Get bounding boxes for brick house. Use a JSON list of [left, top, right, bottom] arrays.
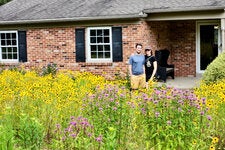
[[0, 0, 225, 79]]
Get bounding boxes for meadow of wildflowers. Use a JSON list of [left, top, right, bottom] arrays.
[[0, 69, 224, 149]]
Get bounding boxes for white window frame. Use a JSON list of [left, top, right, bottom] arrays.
[[86, 27, 112, 63], [0, 31, 19, 62]]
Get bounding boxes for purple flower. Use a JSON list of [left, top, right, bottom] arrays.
[[95, 135, 103, 142], [70, 121, 77, 126], [120, 93, 125, 98], [167, 120, 172, 125], [200, 111, 204, 116], [62, 136, 66, 141], [70, 134, 76, 138], [155, 112, 160, 118], [56, 124, 61, 129], [178, 107, 182, 112], [207, 115, 212, 121], [87, 133, 92, 137], [153, 100, 158, 104], [113, 107, 117, 111]]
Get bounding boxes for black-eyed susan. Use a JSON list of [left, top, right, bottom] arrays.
[[212, 137, 219, 144], [209, 145, 215, 150]]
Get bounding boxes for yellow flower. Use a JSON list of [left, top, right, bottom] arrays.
[[209, 145, 215, 150], [212, 137, 219, 143]]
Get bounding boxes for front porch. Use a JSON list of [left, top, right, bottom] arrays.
[[157, 74, 202, 89], [143, 18, 224, 78]]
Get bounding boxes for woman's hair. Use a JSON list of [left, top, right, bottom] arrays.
[[145, 48, 153, 55]]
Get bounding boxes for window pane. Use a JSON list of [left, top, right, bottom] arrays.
[[12, 33, 16, 39], [90, 37, 96, 43], [13, 47, 17, 52], [8, 47, 12, 52], [2, 47, 6, 52], [91, 52, 97, 58], [7, 40, 11, 45], [97, 37, 102, 43], [98, 45, 103, 51], [13, 54, 17, 59], [97, 30, 103, 36], [105, 52, 110, 58], [1, 40, 6, 45], [104, 29, 109, 36], [2, 54, 7, 59], [98, 52, 103, 58], [104, 37, 109, 43], [8, 54, 12, 59], [12, 40, 16, 45], [90, 30, 96, 36], [104, 45, 110, 51], [91, 45, 97, 51], [1, 33, 5, 39], [6, 33, 11, 39]]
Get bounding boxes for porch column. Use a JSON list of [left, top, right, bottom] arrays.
[[221, 19, 225, 52]]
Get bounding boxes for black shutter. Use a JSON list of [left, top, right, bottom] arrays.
[[112, 27, 123, 62], [18, 31, 27, 62], [75, 28, 85, 62]]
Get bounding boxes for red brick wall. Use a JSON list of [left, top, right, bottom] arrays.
[[25, 20, 196, 79], [26, 21, 149, 79], [147, 20, 196, 77]]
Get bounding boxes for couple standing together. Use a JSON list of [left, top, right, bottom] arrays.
[[129, 43, 157, 90]]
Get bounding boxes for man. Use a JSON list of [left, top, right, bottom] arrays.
[[129, 43, 146, 90]]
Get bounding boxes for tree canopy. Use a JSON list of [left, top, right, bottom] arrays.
[[0, 0, 11, 6]]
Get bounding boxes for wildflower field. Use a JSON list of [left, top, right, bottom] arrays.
[[0, 69, 224, 150]]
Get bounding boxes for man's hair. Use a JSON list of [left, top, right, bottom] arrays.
[[135, 43, 142, 48]]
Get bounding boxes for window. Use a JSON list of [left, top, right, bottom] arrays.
[[87, 27, 112, 62], [0, 31, 18, 62], [75, 27, 122, 62]]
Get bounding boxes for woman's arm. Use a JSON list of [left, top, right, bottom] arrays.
[[150, 61, 157, 81]]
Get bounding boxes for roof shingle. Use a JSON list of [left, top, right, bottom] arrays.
[[0, 0, 224, 24]]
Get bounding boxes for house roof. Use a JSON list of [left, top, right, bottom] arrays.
[[0, 0, 225, 24]]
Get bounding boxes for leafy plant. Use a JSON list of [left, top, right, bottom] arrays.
[[15, 113, 44, 149], [0, 107, 15, 150], [0, 0, 11, 6], [41, 63, 58, 76], [202, 51, 225, 84]]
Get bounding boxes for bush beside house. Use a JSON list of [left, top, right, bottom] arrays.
[[202, 51, 225, 84]]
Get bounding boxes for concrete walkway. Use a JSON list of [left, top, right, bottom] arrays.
[[157, 75, 202, 89]]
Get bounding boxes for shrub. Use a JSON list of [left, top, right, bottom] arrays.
[[41, 63, 58, 76], [202, 51, 225, 84]]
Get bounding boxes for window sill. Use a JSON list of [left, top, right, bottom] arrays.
[[85, 62, 113, 66]]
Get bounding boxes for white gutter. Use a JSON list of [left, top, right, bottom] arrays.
[[143, 6, 225, 13], [0, 13, 148, 25]]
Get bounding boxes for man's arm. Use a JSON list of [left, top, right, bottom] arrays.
[[129, 64, 132, 76]]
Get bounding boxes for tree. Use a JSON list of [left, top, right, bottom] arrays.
[[0, 0, 11, 6]]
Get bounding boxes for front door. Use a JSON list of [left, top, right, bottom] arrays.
[[197, 21, 221, 73]]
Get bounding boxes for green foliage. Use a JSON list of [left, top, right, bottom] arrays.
[[202, 51, 225, 84], [15, 113, 44, 149], [41, 63, 58, 76], [0, 0, 11, 5], [0, 107, 15, 150], [0, 69, 224, 149]]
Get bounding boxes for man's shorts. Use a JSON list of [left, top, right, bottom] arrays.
[[130, 74, 146, 90]]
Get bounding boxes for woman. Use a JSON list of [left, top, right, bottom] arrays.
[[144, 46, 157, 86]]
